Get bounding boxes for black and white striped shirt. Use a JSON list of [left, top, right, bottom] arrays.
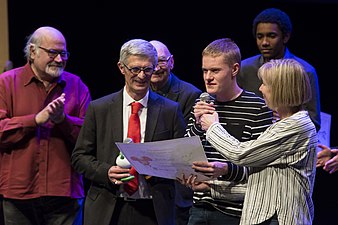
[[206, 110, 317, 225], [185, 90, 273, 217]]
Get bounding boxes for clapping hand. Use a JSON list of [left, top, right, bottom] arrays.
[[35, 93, 66, 125]]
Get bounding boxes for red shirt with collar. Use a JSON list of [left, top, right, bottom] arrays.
[[0, 63, 91, 199]]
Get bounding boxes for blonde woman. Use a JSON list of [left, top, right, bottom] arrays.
[[192, 58, 317, 225]]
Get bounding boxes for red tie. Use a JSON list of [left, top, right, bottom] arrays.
[[124, 102, 142, 195]]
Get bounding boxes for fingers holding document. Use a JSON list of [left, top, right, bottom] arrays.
[[176, 161, 228, 192]]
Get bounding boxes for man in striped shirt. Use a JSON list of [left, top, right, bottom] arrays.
[[183, 38, 273, 225]]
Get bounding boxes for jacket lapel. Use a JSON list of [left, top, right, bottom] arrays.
[[165, 74, 180, 102], [110, 90, 124, 142], [144, 91, 160, 142]]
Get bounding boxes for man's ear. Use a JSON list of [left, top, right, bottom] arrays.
[[117, 62, 125, 75], [30, 44, 37, 60], [283, 33, 291, 44], [232, 63, 240, 78], [169, 55, 174, 70]]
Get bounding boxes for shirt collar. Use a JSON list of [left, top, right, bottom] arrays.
[[123, 86, 149, 108], [22, 63, 66, 88]]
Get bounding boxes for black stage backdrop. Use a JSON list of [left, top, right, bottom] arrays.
[[7, 1, 338, 224]]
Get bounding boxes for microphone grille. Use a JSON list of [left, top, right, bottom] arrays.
[[200, 92, 210, 102], [123, 138, 133, 143]]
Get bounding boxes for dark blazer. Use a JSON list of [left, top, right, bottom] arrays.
[[71, 89, 186, 225], [238, 48, 321, 131], [155, 74, 201, 211], [165, 73, 202, 125]]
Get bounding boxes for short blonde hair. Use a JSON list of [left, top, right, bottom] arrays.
[[258, 58, 311, 109], [202, 38, 241, 67]]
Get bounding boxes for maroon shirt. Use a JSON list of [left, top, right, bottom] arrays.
[[0, 63, 91, 199]]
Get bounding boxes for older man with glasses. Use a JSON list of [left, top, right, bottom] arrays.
[[0, 26, 91, 225], [149, 40, 202, 225], [71, 38, 186, 225], [149, 40, 202, 125]]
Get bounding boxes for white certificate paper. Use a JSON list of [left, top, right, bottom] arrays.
[[115, 136, 211, 182], [317, 111, 331, 153]]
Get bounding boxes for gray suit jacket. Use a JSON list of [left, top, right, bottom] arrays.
[[71, 89, 186, 225]]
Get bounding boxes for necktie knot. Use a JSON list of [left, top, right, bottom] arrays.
[[131, 102, 142, 114], [128, 101, 142, 144]]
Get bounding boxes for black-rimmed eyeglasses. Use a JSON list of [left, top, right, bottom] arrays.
[[158, 55, 172, 67], [122, 63, 155, 76], [38, 46, 70, 60]]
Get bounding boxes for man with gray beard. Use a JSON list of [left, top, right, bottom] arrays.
[[0, 26, 91, 225]]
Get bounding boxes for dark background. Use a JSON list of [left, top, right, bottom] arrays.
[[7, 0, 338, 224]]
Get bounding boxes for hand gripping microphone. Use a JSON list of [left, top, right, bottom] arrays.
[[116, 138, 135, 182], [198, 92, 215, 147]]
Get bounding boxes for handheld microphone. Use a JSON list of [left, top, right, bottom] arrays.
[[123, 137, 133, 144], [116, 138, 135, 182], [199, 92, 214, 103], [198, 93, 215, 147]]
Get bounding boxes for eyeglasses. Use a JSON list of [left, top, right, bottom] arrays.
[[157, 55, 172, 67], [122, 63, 154, 76], [38, 46, 70, 60]]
